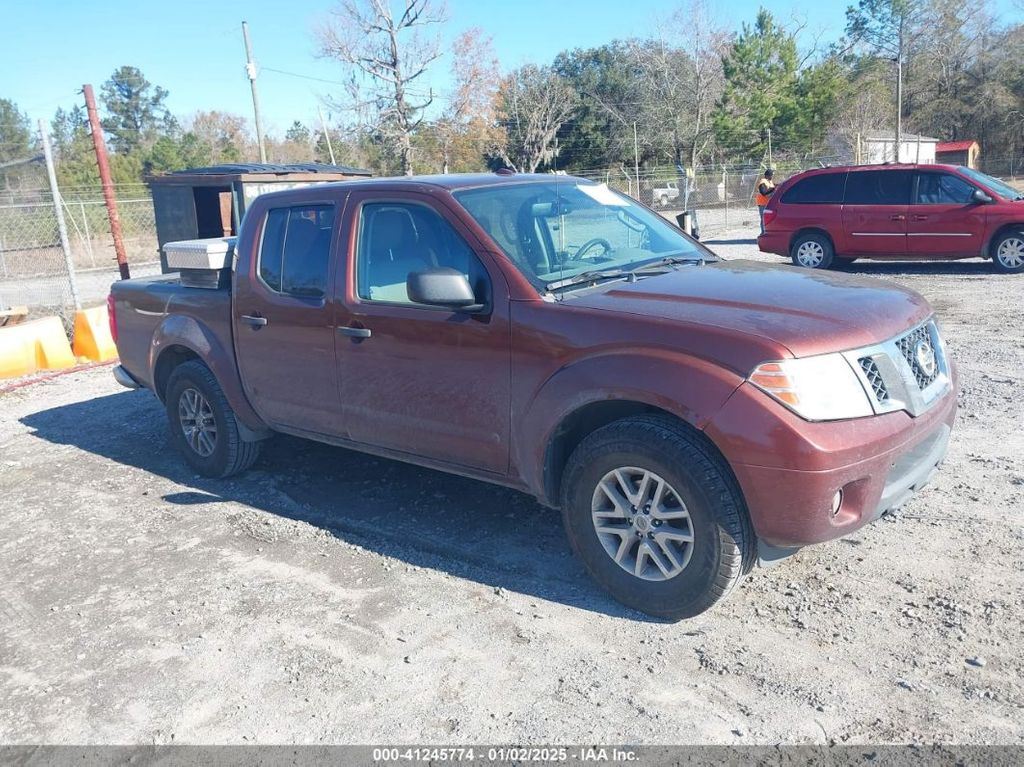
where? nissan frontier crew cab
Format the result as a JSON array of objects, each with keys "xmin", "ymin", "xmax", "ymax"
[{"xmin": 109, "ymin": 173, "xmax": 958, "ymax": 620}]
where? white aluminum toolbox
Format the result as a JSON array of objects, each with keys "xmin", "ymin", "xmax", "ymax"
[{"xmin": 164, "ymin": 237, "xmax": 236, "ymax": 271}]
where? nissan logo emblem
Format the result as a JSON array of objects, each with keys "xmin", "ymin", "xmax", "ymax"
[{"xmin": 914, "ymin": 338, "xmax": 937, "ymax": 378}]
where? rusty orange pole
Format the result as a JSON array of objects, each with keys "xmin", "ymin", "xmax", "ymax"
[{"xmin": 83, "ymin": 83, "xmax": 130, "ymax": 280}]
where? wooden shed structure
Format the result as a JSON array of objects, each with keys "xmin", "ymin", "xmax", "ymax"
[
  {"xmin": 146, "ymin": 163, "xmax": 371, "ymax": 272},
  {"xmin": 935, "ymin": 140, "xmax": 981, "ymax": 169}
]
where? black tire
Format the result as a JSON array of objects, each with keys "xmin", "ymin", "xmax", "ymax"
[
  {"xmin": 165, "ymin": 360, "xmax": 260, "ymax": 478},
  {"xmin": 560, "ymin": 415, "xmax": 754, "ymax": 621},
  {"xmin": 990, "ymin": 230, "xmax": 1024, "ymax": 274},
  {"xmin": 790, "ymin": 231, "xmax": 835, "ymax": 269}
]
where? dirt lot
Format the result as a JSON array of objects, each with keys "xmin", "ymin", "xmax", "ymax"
[{"xmin": 1, "ymin": 234, "xmax": 1022, "ymax": 745}]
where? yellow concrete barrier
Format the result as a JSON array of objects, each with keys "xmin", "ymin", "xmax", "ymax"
[
  {"xmin": 72, "ymin": 305, "xmax": 118, "ymax": 363},
  {"xmin": 0, "ymin": 316, "xmax": 76, "ymax": 379}
]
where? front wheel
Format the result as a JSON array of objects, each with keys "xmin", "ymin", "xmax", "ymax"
[
  {"xmin": 560, "ymin": 415, "xmax": 753, "ymax": 620},
  {"xmin": 165, "ymin": 360, "xmax": 260, "ymax": 478},
  {"xmin": 991, "ymin": 231, "xmax": 1024, "ymax": 274},
  {"xmin": 790, "ymin": 232, "xmax": 835, "ymax": 269}
]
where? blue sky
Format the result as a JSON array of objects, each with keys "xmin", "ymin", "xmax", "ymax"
[{"xmin": 2, "ymin": 0, "xmax": 1020, "ymax": 137}]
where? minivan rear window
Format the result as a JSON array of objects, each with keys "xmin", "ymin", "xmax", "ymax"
[
  {"xmin": 781, "ymin": 172, "xmax": 847, "ymax": 204},
  {"xmin": 844, "ymin": 170, "xmax": 913, "ymax": 205}
]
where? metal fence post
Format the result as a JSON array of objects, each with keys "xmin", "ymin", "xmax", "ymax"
[{"xmin": 39, "ymin": 120, "xmax": 81, "ymax": 312}]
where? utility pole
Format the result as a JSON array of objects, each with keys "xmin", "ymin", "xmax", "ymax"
[
  {"xmin": 894, "ymin": 54, "xmax": 903, "ymax": 163},
  {"xmin": 242, "ymin": 21, "xmax": 268, "ymax": 163},
  {"xmin": 39, "ymin": 120, "xmax": 80, "ymax": 310},
  {"xmin": 766, "ymin": 127, "xmax": 772, "ymax": 168},
  {"xmin": 83, "ymin": 84, "xmax": 130, "ymax": 280},
  {"xmin": 632, "ymin": 122, "xmax": 640, "ymax": 193},
  {"xmin": 317, "ymin": 106, "xmax": 336, "ymax": 165}
]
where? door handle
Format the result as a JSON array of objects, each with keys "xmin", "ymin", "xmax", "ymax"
[
  {"xmin": 338, "ymin": 326, "xmax": 371, "ymax": 339},
  {"xmin": 890, "ymin": 214, "xmax": 906, "ymax": 221},
  {"xmin": 241, "ymin": 314, "xmax": 267, "ymax": 329},
  {"xmin": 912, "ymin": 214, "xmax": 929, "ymax": 221}
]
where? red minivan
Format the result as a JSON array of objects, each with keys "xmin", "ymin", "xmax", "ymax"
[{"xmin": 757, "ymin": 163, "xmax": 1024, "ymax": 273}]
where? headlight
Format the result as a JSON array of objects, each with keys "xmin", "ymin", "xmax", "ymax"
[{"xmin": 749, "ymin": 354, "xmax": 873, "ymax": 421}]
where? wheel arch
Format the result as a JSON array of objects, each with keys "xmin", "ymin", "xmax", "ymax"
[
  {"xmin": 789, "ymin": 227, "xmax": 836, "ymax": 255},
  {"xmin": 153, "ymin": 345, "xmax": 200, "ymax": 401},
  {"xmin": 149, "ymin": 314, "xmax": 269, "ymax": 436},
  {"xmin": 985, "ymin": 223, "xmax": 1024, "ymax": 258},
  {"xmin": 542, "ymin": 400, "xmax": 740, "ymax": 512}
]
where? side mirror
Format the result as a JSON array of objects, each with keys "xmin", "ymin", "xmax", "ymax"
[
  {"xmin": 972, "ymin": 188, "xmax": 994, "ymax": 204},
  {"xmin": 406, "ymin": 268, "xmax": 485, "ymax": 312}
]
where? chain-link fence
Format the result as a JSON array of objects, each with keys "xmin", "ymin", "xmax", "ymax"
[
  {"xmin": 579, "ymin": 164, "xmax": 814, "ymax": 239},
  {"xmin": 0, "ymin": 189, "xmax": 160, "ymax": 329}
]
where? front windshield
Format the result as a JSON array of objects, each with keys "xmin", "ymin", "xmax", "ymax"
[
  {"xmin": 453, "ymin": 180, "xmax": 708, "ymax": 290},
  {"xmin": 959, "ymin": 167, "xmax": 1023, "ymax": 200}
]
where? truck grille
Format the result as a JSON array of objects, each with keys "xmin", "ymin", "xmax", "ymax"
[
  {"xmin": 858, "ymin": 357, "xmax": 890, "ymax": 403},
  {"xmin": 845, "ymin": 319, "xmax": 949, "ymax": 418},
  {"xmin": 896, "ymin": 324, "xmax": 940, "ymax": 390}
]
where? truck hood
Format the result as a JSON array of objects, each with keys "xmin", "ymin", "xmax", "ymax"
[{"xmin": 569, "ymin": 259, "xmax": 932, "ymax": 358}]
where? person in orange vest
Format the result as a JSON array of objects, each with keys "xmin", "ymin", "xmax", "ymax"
[{"xmin": 754, "ymin": 168, "xmax": 776, "ymax": 234}]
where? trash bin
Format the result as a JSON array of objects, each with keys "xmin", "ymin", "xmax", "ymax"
[{"xmin": 676, "ymin": 210, "xmax": 699, "ymax": 240}]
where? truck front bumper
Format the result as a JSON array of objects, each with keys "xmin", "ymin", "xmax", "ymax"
[{"xmin": 704, "ymin": 375, "xmax": 958, "ymax": 551}]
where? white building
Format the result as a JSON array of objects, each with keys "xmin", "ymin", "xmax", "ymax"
[{"xmin": 861, "ymin": 132, "xmax": 939, "ymax": 164}]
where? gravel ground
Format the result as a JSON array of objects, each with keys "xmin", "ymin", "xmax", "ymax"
[{"xmin": 1, "ymin": 232, "xmax": 1022, "ymax": 745}]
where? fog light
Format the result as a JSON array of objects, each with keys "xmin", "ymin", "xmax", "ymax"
[{"xmin": 831, "ymin": 490, "xmax": 843, "ymax": 517}]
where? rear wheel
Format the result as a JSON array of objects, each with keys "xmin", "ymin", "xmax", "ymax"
[
  {"xmin": 560, "ymin": 415, "xmax": 753, "ymax": 620},
  {"xmin": 992, "ymin": 231, "xmax": 1024, "ymax": 274},
  {"xmin": 165, "ymin": 360, "xmax": 260, "ymax": 478},
  {"xmin": 791, "ymin": 232, "xmax": 834, "ymax": 269}
]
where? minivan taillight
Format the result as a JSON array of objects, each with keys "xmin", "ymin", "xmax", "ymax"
[
  {"xmin": 107, "ymin": 293, "xmax": 118, "ymax": 344},
  {"xmin": 763, "ymin": 208, "xmax": 777, "ymax": 226}
]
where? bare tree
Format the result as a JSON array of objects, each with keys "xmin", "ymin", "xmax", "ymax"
[
  {"xmin": 829, "ymin": 61, "xmax": 896, "ymax": 160},
  {"xmin": 846, "ymin": 0, "xmax": 928, "ymax": 161},
  {"xmin": 634, "ymin": 0, "xmax": 727, "ymax": 170},
  {"xmin": 434, "ymin": 28, "xmax": 502, "ymax": 173},
  {"xmin": 493, "ymin": 65, "xmax": 577, "ymax": 173},
  {"xmin": 318, "ymin": 0, "xmax": 446, "ymax": 175}
]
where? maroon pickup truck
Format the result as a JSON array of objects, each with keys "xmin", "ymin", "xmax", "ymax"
[{"xmin": 109, "ymin": 173, "xmax": 958, "ymax": 619}]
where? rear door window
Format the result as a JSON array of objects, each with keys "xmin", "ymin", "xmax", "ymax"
[
  {"xmin": 258, "ymin": 204, "xmax": 335, "ymax": 298},
  {"xmin": 780, "ymin": 172, "xmax": 847, "ymax": 204},
  {"xmin": 914, "ymin": 173, "xmax": 976, "ymax": 204},
  {"xmin": 843, "ymin": 170, "xmax": 912, "ymax": 205}
]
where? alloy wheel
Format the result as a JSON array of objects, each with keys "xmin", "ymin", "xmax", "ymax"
[
  {"xmin": 796, "ymin": 240, "xmax": 825, "ymax": 268},
  {"xmin": 590, "ymin": 467, "xmax": 695, "ymax": 581},
  {"xmin": 178, "ymin": 387, "xmax": 217, "ymax": 457},
  {"xmin": 996, "ymin": 237, "xmax": 1024, "ymax": 270}
]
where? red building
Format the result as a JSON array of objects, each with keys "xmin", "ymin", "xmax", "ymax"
[{"xmin": 935, "ymin": 140, "xmax": 981, "ymax": 169}]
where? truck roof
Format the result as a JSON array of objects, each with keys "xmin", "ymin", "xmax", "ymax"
[{"xmin": 251, "ymin": 172, "xmax": 588, "ymax": 204}]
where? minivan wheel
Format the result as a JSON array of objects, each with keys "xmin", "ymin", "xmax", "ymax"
[
  {"xmin": 560, "ymin": 415, "xmax": 753, "ymax": 621},
  {"xmin": 165, "ymin": 360, "xmax": 261, "ymax": 478},
  {"xmin": 791, "ymin": 232, "xmax": 834, "ymax": 269},
  {"xmin": 992, "ymin": 231, "xmax": 1024, "ymax": 273}
]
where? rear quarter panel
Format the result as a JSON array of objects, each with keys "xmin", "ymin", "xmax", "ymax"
[{"xmin": 111, "ymin": 276, "xmax": 266, "ymax": 432}]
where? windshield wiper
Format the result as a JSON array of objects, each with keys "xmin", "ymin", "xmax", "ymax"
[
  {"xmin": 546, "ymin": 256, "xmax": 707, "ymax": 293},
  {"xmin": 546, "ymin": 268, "xmax": 633, "ymax": 292},
  {"xmin": 631, "ymin": 255, "xmax": 706, "ymax": 272}
]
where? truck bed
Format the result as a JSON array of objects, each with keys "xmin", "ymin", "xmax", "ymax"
[{"xmin": 110, "ymin": 273, "xmax": 234, "ymax": 393}]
